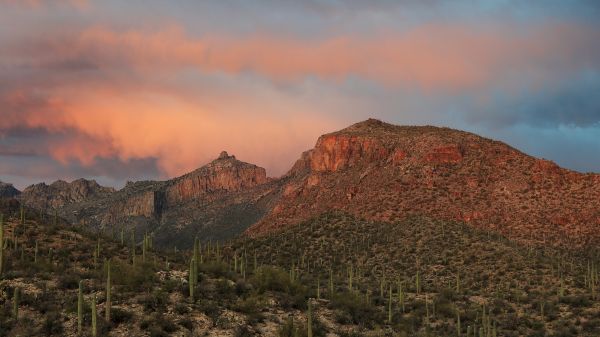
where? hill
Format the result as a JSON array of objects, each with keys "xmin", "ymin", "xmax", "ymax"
[
  {"xmin": 19, "ymin": 152, "xmax": 281, "ymax": 248},
  {"xmin": 247, "ymin": 119, "xmax": 600, "ymax": 248},
  {"xmin": 237, "ymin": 211, "xmax": 600, "ymax": 336}
]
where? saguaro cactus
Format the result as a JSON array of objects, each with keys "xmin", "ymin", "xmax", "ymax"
[
  {"xmin": 316, "ymin": 278, "xmax": 321, "ymax": 300},
  {"xmin": 457, "ymin": 311, "xmax": 461, "ymax": 337},
  {"xmin": 189, "ymin": 258, "xmax": 196, "ymax": 301},
  {"xmin": 329, "ymin": 268, "xmax": 334, "ymax": 297},
  {"xmin": 388, "ymin": 285, "xmax": 393, "ymax": 323},
  {"xmin": 105, "ymin": 259, "xmax": 112, "ymax": 321},
  {"xmin": 20, "ymin": 204, "xmax": 24, "ymax": 225},
  {"xmin": 131, "ymin": 231, "xmax": 136, "ymax": 265},
  {"xmin": 91, "ymin": 294, "xmax": 97, "ymax": 337},
  {"xmin": 0, "ymin": 214, "xmax": 4, "ymax": 276},
  {"xmin": 307, "ymin": 300, "xmax": 313, "ymax": 337},
  {"xmin": 78, "ymin": 281, "xmax": 83, "ymax": 334},
  {"xmin": 13, "ymin": 287, "xmax": 20, "ymax": 319}
]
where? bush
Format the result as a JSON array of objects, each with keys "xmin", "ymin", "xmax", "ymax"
[
  {"xmin": 329, "ymin": 291, "xmax": 381, "ymax": 328},
  {"xmin": 111, "ymin": 308, "xmax": 133, "ymax": 325},
  {"xmin": 41, "ymin": 312, "xmax": 64, "ymax": 335}
]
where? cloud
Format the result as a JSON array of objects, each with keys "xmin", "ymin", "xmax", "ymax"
[
  {"xmin": 0, "ymin": 0, "xmax": 88, "ymax": 9},
  {"xmin": 5, "ymin": 23, "xmax": 599, "ymax": 91},
  {"xmin": 1, "ymin": 4, "xmax": 599, "ymax": 188}
]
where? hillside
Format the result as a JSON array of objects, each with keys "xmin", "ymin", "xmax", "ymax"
[
  {"xmin": 2, "ymin": 204, "xmax": 599, "ymax": 336},
  {"xmin": 0, "ymin": 204, "xmax": 321, "ymax": 336},
  {"xmin": 19, "ymin": 152, "xmax": 281, "ymax": 248},
  {"xmin": 238, "ymin": 212, "xmax": 600, "ymax": 336},
  {"xmin": 0, "ymin": 182, "xmax": 20, "ymax": 199},
  {"xmin": 247, "ymin": 119, "xmax": 600, "ymax": 248},
  {"xmin": 13, "ymin": 119, "xmax": 600, "ymax": 251}
]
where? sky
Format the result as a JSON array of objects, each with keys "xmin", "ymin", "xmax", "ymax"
[{"xmin": 0, "ymin": 0, "xmax": 599, "ymax": 189}]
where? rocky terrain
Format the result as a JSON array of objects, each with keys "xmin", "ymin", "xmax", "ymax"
[
  {"xmin": 10, "ymin": 119, "xmax": 600, "ymax": 250},
  {"xmin": 1, "ymin": 119, "xmax": 600, "ymax": 336},
  {"xmin": 0, "ymin": 200, "xmax": 598, "ymax": 336},
  {"xmin": 0, "ymin": 182, "xmax": 19, "ymax": 199},
  {"xmin": 20, "ymin": 179, "xmax": 115, "ymax": 210},
  {"xmin": 247, "ymin": 119, "xmax": 600, "ymax": 248},
  {"xmin": 19, "ymin": 151, "xmax": 280, "ymax": 248}
]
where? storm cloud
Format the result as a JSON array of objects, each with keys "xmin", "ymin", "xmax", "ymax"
[{"xmin": 0, "ymin": 1, "xmax": 599, "ymax": 189}]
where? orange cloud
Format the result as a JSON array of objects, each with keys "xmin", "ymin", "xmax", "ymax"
[
  {"xmin": 2, "ymin": 21, "xmax": 599, "ymax": 181},
  {"xmin": 0, "ymin": 0, "xmax": 88, "ymax": 8},
  {"xmin": 29, "ymin": 22, "xmax": 595, "ymax": 91},
  {"xmin": 0, "ymin": 84, "xmax": 344, "ymax": 179}
]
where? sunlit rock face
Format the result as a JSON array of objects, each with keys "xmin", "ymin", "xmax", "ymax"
[{"xmin": 247, "ymin": 119, "xmax": 600, "ymax": 249}]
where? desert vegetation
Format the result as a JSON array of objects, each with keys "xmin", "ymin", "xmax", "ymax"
[{"xmin": 0, "ymin": 204, "xmax": 599, "ymax": 336}]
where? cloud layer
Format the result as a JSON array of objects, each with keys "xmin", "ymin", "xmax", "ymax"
[{"xmin": 1, "ymin": 1, "xmax": 599, "ymax": 189}]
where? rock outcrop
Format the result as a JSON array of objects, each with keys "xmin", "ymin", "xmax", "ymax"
[
  {"xmin": 20, "ymin": 179, "xmax": 115, "ymax": 210},
  {"xmin": 0, "ymin": 181, "xmax": 20, "ymax": 198},
  {"xmin": 13, "ymin": 119, "xmax": 600, "ymax": 249},
  {"xmin": 247, "ymin": 119, "xmax": 600, "ymax": 248},
  {"xmin": 20, "ymin": 152, "xmax": 278, "ymax": 248},
  {"xmin": 165, "ymin": 151, "xmax": 268, "ymax": 205}
]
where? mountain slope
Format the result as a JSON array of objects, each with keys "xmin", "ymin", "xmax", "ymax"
[
  {"xmin": 237, "ymin": 211, "xmax": 600, "ymax": 336},
  {"xmin": 0, "ymin": 182, "xmax": 20, "ymax": 199},
  {"xmin": 20, "ymin": 179, "xmax": 115, "ymax": 210},
  {"xmin": 20, "ymin": 151, "xmax": 280, "ymax": 248},
  {"xmin": 247, "ymin": 119, "xmax": 600, "ymax": 247}
]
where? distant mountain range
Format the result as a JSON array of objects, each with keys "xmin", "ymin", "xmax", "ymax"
[{"xmin": 5, "ymin": 119, "xmax": 600, "ymax": 248}]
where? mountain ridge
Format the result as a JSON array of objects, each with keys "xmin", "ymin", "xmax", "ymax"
[
  {"xmin": 7, "ymin": 119, "xmax": 600, "ymax": 248},
  {"xmin": 247, "ymin": 119, "xmax": 600, "ymax": 248}
]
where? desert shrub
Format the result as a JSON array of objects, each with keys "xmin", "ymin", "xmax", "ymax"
[
  {"xmin": 233, "ymin": 295, "xmax": 266, "ymax": 323},
  {"xmin": 329, "ymin": 291, "xmax": 381, "ymax": 328},
  {"xmin": 138, "ymin": 290, "xmax": 169, "ymax": 313},
  {"xmin": 111, "ymin": 308, "xmax": 133, "ymax": 325},
  {"xmin": 112, "ymin": 260, "xmax": 157, "ymax": 291},
  {"xmin": 178, "ymin": 318, "xmax": 194, "ymax": 330},
  {"xmin": 174, "ymin": 303, "xmax": 189, "ymax": 315},
  {"xmin": 57, "ymin": 273, "xmax": 80, "ymax": 289},
  {"xmin": 41, "ymin": 311, "xmax": 64, "ymax": 335}
]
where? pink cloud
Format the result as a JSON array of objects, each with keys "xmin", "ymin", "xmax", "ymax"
[{"xmin": 2, "ymin": 20, "xmax": 599, "ymax": 180}]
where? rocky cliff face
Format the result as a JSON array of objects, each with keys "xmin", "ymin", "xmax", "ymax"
[
  {"xmin": 14, "ymin": 119, "xmax": 600, "ymax": 249},
  {"xmin": 0, "ymin": 181, "xmax": 20, "ymax": 198},
  {"xmin": 248, "ymin": 119, "xmax": 600, "ymax": 248},
  {"xmin": 165, "ymin": 151, "xmax": 268, "ymax": 206},
  {"xmin": 20, "ymin": 152, "xmax": 278, "ymax": 248},
  {"xmin": 20, "ymin": 179, "xmax": 115, "ymax": 210}
]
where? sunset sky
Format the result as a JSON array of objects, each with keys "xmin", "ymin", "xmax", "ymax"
[{"xmin": 1, "ymin": 1, "xmax": 599, "ymax": 189}]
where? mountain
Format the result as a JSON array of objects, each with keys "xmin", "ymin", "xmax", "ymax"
[
  {"xmin": 20, "ymin": 179, "xmax": 115, "ymax": 210},
  {"xmin": 20, "ymin": 151, "xmax": 281, "ymax": 248},
  {"xmin": 15, "ymin": 119, "xmax": 600, "ymax": 249},
  {"xmin": 247, "ymin": 119, "xmax": 600, "ymax": 247},
  {"xmin": 0, "ymin": 181, "xmax": 20, "ymax": 198}
]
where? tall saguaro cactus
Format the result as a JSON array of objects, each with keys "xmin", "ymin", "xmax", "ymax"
[
  {"xmin": 13, "ymin": 287, "xmax": 20, "ymax": 319},
  {"xmin": 0, "ymin": 214, "xmax": 4, "ymax": 276},
  {"xmin": 189, "ymin": 258, "xmax": 196, "ymax": 301},
  {"xmin": 105, "ymin": 259, "xmax": 112, "ymax": 322},
  {"xmin": 78, "ymin": 281, "xmax": 84, "ymax": 334},
  {"xmin": 307, "ymin": 300, "xmax": 313, "ymax": 337},
  {"xmin": 388, "ymin": 285, "xmax": 393, "ymax": 323},
  {"xmin": 91, "ymin": 294, "xmax": 97, "ymax": 337}
]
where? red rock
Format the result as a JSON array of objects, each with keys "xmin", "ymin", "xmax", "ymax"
[
  {"xmin": 247, "ymin": 119, "xmax": 600, "ymax": 248},
  {"xmin": 425, "ymin": 145, "xmax": 463, "ymax": 164}
]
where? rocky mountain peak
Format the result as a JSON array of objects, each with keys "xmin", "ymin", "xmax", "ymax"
[
  {"xmin": 166, "ymin": 152, "xmax": 268, "ymax": 205},
  {"xmin": 218, "ymin": 150, "xmax": 235, "ymax": 160},
  {"xmin": 248, "ymin": 120, "xmax": 600, "ymax": 248},
  {"xmin": 21, "ymin": 178, "xmax": 115, "ymax": 210},
  {"xmin": 0, "ymin": 181, "xmax": 20, "ymax": 198}
]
